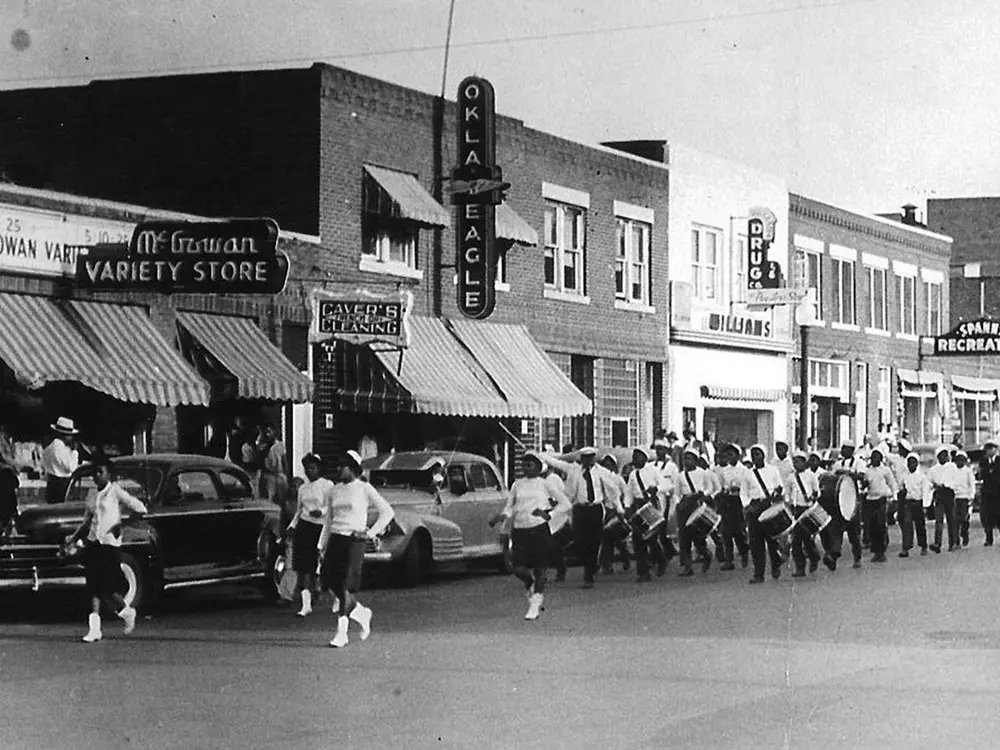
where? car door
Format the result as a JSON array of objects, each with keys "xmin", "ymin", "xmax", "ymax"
[
  {"xmin": 435, "ymin": 462, "xmax": 481, "ymax": 553},
  {"xmin": 151, "ymin": 469, "xmax": 223, "ymax": 581},
  {"xmin": 465, "ymin": 460, "xmax": 508, "ymax": 556},
  {"xmin": 216, "ymin": 469, "xmax": 262, "ymax": 566}
]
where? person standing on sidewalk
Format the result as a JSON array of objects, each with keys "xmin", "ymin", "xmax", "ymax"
[
  {"xmin": 953, "ymin": 451, "xmax": 976, "ymax": 548},
  {"xmin": 927, "ymin": 446, "xmax": 959, "ymax": 553},
  {"xmin": 284, "ymin": 453, "xmax": 333, "ymax": 617},
  {"xmin": 980, "ymin": 441, "xmax": 1000, "ymax": 546},
  {"xmin": 897, "ymin": 452, "xmax": 929, "ymax": 557},
  {"xmin": 62, "ymin": 456, "xmax": 147, "ymax": 643},
  {"xmin": 42, "ymin": 417, "xmax": 80, "ymax": 505},
  {"xmin": 784, "ymin": 450, "xmax": 821, "ymax": 578},
  {"xmin": 861, "ymin": 448, "xmax": 897, "ymax": 563},
  {"xmin": 317, "ymin": 450, "xmax": 394, "ymax": 648}
]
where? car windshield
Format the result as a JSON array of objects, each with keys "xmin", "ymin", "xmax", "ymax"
[
  {"xmin": 369, "ymin": 469, "xmax": 437, "ymax": 493},
  {"xmin": 66, "ymin": 465, "xmax": 163, "ymax": 506}
]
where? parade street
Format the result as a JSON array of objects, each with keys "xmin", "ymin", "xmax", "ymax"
[{"xmin": 3, "ymin": 532, "xmax": 1000, "ymax": 750}]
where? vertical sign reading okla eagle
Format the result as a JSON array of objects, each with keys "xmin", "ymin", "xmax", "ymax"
[{"xmin": 455, "ymin": 76, "xmax": 499, "ymax": 320}]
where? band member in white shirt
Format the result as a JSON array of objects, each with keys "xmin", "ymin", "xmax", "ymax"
[
  {"xmin": 628, "ymin": 447, "xmax": 670, "ymax": 582},
  {"xmin": 545, "ymin": 447, "xmax": 621, "ymax": 588},
  {"xmin": 676, "ymin": 449, "xmax": 715, "ymax": 576},
  {"xmin": 43, "ymin": 417, "xmax": 80, "ymax": 505},
  {"xmin": 862, "ymin": 448, "xmax": 897, "ymax": 563},
  {"xmin": 599, "ymin": 454, "xmax": 631, "ymax": 575},
  {"xmin": 953, "ymin": 451, "xmax": 976, "ymax": 548},
  {"xmin": 715, "ymin": 444, "xmax": 750, "ymax": 570},
  {"xmin": 827, "ymin": 441, "xmax": 864, "ymax": 570},
  {"xmin": 927, "ymin": 446, "xmax": 959, "ymax": 553},
  {"xmin": 898, "ymin": 452, "xmax": 930, "ymax": 557},
  {"xmin": 740, "ymin": 444, "xmax": 785, "ymax": 583},
  {"xmin": 63, "ymin": 456, "xmax": 147, "ymax": 643},
  {"xmin": 771, "ymin": 441, "xmax": 795, "ymax": 484},
  {"xmin": 493, "ymin": 452, "xmax": 571, "ymax": 620},
  {"xmin": 542, "ymin": 461, "xmax": 572, "ymax": 582},
  {"xmin": 285, "ymin": 453, "xmax": 333, "ymax": 617},
  {"xmin": 651, "ymin": 439, "xmax": 679, "ymax": 561},
  {"xmin": 785, "ymin": 451, "xmax": 821, "ymax": 577}
]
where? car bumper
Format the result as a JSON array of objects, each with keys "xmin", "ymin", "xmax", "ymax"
[{"xmin": 0, "ymin": 570, "xmax": 86, "ymax": 591}]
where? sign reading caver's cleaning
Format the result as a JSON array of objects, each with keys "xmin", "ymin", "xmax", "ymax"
[
  {"xmin": 75, "ymin": 218, "xmax": 289, "ymax": 294},
  {"xmin": 310, "ymin": 288, "xmax": 413, "ymax": 348}
]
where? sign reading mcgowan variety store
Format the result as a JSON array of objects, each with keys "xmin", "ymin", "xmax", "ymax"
[
  {"xmin": 75, "ymin": 218, "xmax": 289, "ymax": 294},
  {"xmin": 933, "ymin": 318, "xmax": 1000, "ymax": 354}
]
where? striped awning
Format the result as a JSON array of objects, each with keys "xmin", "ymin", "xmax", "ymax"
[
  {"xmin": 447, "ymin": 319, "xmax": 593, "ymax": 419},
  {"xmin": 363, "ymin": 165, "xmax": 451, "ymax": 228},
  {"xmin": 700, "ymin": 385, "xmax": 785, "ymax": 402},
  {"xmin": 0, "ymin": 294, "xmax": 210, "ymax": 406},
  {"xmin": 951, "ymin": 374, "xmax": 1000, "ymax": 393},
  {"xmin": 496, "ymin": 203, "xmax": 538, "ymax": 246},
  {"xmin": 371, "ymin": 316, "xmax": 509, "ymax": 417},
  {"xmin": 897, "ymin": 369, "xmax": 943, "ymax": 388},
  {"xmin": 177, "ymin": 312, "xmax": 313, "ymax": 403}
]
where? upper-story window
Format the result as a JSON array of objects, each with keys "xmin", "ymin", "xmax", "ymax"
[
  {"xmin": 795, "ymin": 249, "xmax": 823, "ymax": 319},
  {"xmin": 543, "ymin": 202, "xmax": 587, "ymax": 295},
  {"xmin": 922, "ymin": 272, "xmax": 943, "ymax": 335},
  {"xmin": 362, "ymin": 218, "xmax": 417, "ymax": 269},
  {"xmin": 899, "ymin": 274, "xmax": 916, "ymax": 335},
  {"xmin": 691, "ymin": 225, "xmax": 721, "ymax": 302},
  {"xmin": 615, "ymin": 217, "xmax": 651, "ymax": 305},
  {"xmin": 863, "ymin": 255, "xmax": 889, "ymax": 332},
  {"xmin": 833, "ymin": 257, "xmax": 856, "ymax": 325}
]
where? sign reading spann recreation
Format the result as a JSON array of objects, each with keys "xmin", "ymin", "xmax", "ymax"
[
  {"xmin": 933, "ymin": 318, "xmax": 1000, "ymax": 355},
  {"xmin": 75, "ymin": 218, "xmax": 289, "ymax": 294}
]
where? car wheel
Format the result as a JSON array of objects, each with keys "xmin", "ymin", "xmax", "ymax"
[
  {"xmin": 257, "ymin": 533, "xmax": 281, "ymax": 600},
  {"xmin": 119, "ymin": 552, "xmax": 144, "ymax": 612},
  {"xmin": 398, "ymin": 533, "xmax": 430, "ymax": 588}
]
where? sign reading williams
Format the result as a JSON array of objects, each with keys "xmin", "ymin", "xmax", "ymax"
[
  {"xmin": 75, "ymin": 218, "xmax": 288, "ymax": 294},
  {"xmin": 310, "ymin": 288, "xmax": 412, "ymax": 348},
  {"xmin": 933, "ymin": 318, "xmax": 1000, "ymax": 355}
]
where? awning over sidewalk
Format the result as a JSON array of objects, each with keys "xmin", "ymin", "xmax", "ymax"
[
  {"xmin": 177, "ymin": 312, "xmax": 313, "ymax": 403},
  {"xmin": 897, "ymin": 369, "xmax": 944, "ymax": 388},
  {"xmin": 369, "ymin": 316, "xmax": 510, "ymax": 417},
  {"xmin": 700, "ymin": 385, "xmax": 785, "ymax": 402},
  {"xmin": 447, "ymin": 319, "xmax": 593, "ymax": 419},
  {"xmin": 951, "ymin": 374, "xmax": 1000, "ymax": 393},
  {"xmin": 496, "ymin": 203, "xmax": 538, "ymax": 246},
  {"xmin": 363, "ymin": 165, "xmax": 451, "ymax": 228},
  {"xmin": 0, "ymin": 294, "xmax": 210, "ymax": 406}
]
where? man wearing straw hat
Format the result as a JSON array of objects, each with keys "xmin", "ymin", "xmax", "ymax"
[{"xmin": 42, "ymin": 417, "xmax": 80, "ymax": 505}]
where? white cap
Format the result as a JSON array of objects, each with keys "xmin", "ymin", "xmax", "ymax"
[
  {"xmin": 955, "ymin": 450, "xmax": 968, "ymax": 459},
  {"xmin": 749, "ymin": 443, "xmax": 768, "ymax": 458},
  {"xmin": 936, "ymin": 445, "xmax": 951, "ymax": 456},
  {"xmin": 898, "ymin": 438, "xmax": 913, "ymax": 452},
  {"xmin": 579, "ymin": 446, "xmax": 598, "ymax": 457},
  {"xmin": 792, "ymin": 450, "xmax": 808, "ymax": 460},
  {"xmin": 906, "ymin": 452, "xmax": 920, "ymax": 461}
]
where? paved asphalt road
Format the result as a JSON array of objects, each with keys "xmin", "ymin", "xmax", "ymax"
[{"xmin": 3, "ymin": 525, "xmax": 1000, "ymax": 750}]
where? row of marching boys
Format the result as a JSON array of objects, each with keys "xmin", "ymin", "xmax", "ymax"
[{"xmin": 492, "ymin": 436, "xmax": 985, "ymax": 620}]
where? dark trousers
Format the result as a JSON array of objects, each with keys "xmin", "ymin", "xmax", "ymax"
[
  {"xmin": 572, "ymin": 504, "xmax": 604, "ymax": 583},
  {"xmin": 790, "ymin": 506, "xmax": 820, "ymax": 572},
  {"xmin": 717, "ymin": 494, "xmax": 748, "ymax": 564},
  {"xmin": 676, "ymin": 496, "xmax": 711, "ymax": 569},
  {"xmin": 820, "ymin": 502, "xmax": 862, "ymax": 562},
  {"xmin": 599, "ymin": 517, "xmax": 630, "ymax": 570},
  {"xmin": 548, "ymin": 523, "xmax": 572, "ymax": 576},
  {"xmin": 746, "ymin": 504, "xmax": 783, "ymax": 579},
  {"xmin": 46, "ymin": 475, "xmax": 70, "ymax": 505},
  {"xmin": 861, "ymin": 498, "xmax": 888, "ymax": 558},
  {"xmin": 955, "ymin": 498, "xmax": 971, "ymax": 545},
  {"xmin": 933, "ymin": 488, "xmax": 957, "ymax": 549},
  {"xmin": 899, "ymin": 499, "xmax": 927, "ymax": 550},
  {"xmin": 983, "ymin": 505, "xmax": 1000, "ymax": 544}
]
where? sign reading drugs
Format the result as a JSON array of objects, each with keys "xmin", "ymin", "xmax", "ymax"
[
  {"xmin": 75, "ymin": 218, "xmax": 289, "ymax": 294},
  {"xmin": 932, "ymin": 318, "xmax": 1000, "ymax": 355},
  {"xmin": 747, "ymin": 206, "xmax": 780, "ymax": 290},
  {"xmin": 455, "ymin": 76, "xmax": 498, "ymax": 320},
  {"xmin": 310, "ymin": 288, "xmax": 413, "ymax": 348}
]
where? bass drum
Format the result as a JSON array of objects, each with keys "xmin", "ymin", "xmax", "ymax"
[{"xmin": 836, "ymin": 475, "xmax": 859, "ymax": 521}]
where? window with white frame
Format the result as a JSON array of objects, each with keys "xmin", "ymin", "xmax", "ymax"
[
  {"xmin": 795, "ymin": 248, "xmax": 823, "ymax": 318},
  {"xmin": 732, "ymin": 235, "xmax": 748, "ymax": 303},
  {"xmin": 610, "ymin": 418, "xmax": 630, "ymax": 448},
  {"xmin": 362, "ymin": 216, "xmax": 418, "ymax": 269},
  {"xmin": 495, "ymin": 246, "xmax": 508, "ymax": 286},
  {"xmin": 877, "ymin": 365, "xmax": 892, "ymax": 428},
  {"xmin": 866, "ymin": 265, "xmax": 888, "ymax": 330},
  {"xmin": 691, "ymin": 225, "xmax": 721, "ymax": 302},
  {"xmin": 544, "ymin": 202, "xmax": 586, "ymax": 294},
  {"xmin": 898, "ymin": 274, "xmax": 916, "ymax": 335},
  {"xmin": 924, "ymin": 280, "xmax": 942, "ymax": 335},
  {"xmin": 615, "ymin": 217, "xmax": 651, "ymax": 304},
  {"xmin": 833, "ymin": 258, "xmax": 855, "ymax": 325}
]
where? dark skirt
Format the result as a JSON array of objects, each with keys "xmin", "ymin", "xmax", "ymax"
[
  {"xmin": 291, "ymin": 521, "xmax": 322, "ymax": 574},
  {"xmin": 511, "ymin": 524, "xmax": 551, "ymax": 570},
  {"xmin": 83, "ymin": 542, "xmax": 126, "ymax": 601},
  {"xmin": 320, "ymin": 533, "xmax": 366, "ymax": 593}
]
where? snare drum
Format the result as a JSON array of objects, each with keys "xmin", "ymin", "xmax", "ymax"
[
  {"xmin": 603, "ymin": 515, "xmax": 631, "ymax": 543},
  {"xmin": 631, "ymin": 502, "xmax": 666, "ymax": 540},
  {"xmin": 836, "ymin": 475, "xmax": 859, "ymax": 521},
  {"xmin": 795, "ymin": 502, "xmax": 832, "ymax": 535},
  {"xmin": 758, "ymin": 503, "xmax": 794, "ymax": 539},
  {"xmin": 685, "ymin": 503, "xmax": 722, "ymax": 538}
]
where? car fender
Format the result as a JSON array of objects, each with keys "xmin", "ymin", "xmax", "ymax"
[
  {"xmin": 382, "ymin": 507, "xmax": 462, "ymax": 562},
  {"xmin": 121, "ymin": 521, "xmax": 161, "ymax": 573}
]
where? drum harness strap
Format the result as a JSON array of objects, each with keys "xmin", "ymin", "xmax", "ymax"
[
  {"xmin": 794, "ymin": 472, "xmax": 810, "ymax": 508},
  {"xmin": 750, "ymin": 468, "xmax": 773, "ymax": 514},
  {"xmin": 634, "ymin": 469, "xmax": 651, "ymax": 509}
]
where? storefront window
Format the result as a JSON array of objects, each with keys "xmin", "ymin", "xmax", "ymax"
[
  {"xmin": 902, "ymin": 385, "xmax": 939, "ymax": 443},
  {"xmin": 956, "ymin": 394, "xmax": 996, "ymax": 448}
]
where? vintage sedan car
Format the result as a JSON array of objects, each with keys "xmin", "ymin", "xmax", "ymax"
[
  {"xmin": 359, "ymin": 451, "xmax": 509, "ymax": 586},
  {"xmin": 0, "ymin": 454, "xmax": 282, "ymax": 611}
]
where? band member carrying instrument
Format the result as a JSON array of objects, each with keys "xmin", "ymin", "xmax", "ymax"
[
  {"xmin": 927, "ymin": 446, "xmax": 959, "ymax": 553},
  {"xmin": 861, "ymin": 447, "xmax": 897, "ymax": 563},
  {"xmin": 599, "ymin": 454, "xmax": 631, "ymax": 575},
  {"xmin": 740, "ymin": 444, "xmax": 785, "ymax": 583},
  {"xmin": 785, "ymin": 450, "xmax": 821, "ymax": 578},
  {"xmin": 898, "ymin": 451, "xmax": 930, "ymax": 557},
  {"xmin": 676, "ymin": 448, "xmax": 715, "ymax": 577},
  {"xmin": 628, "ymin": 447, "xmax": 670, "ymax": 582},
  {"xmin": 828, "ymin": 441, "xmax": 865, "ymax": 570},
  {"xmin": 771, "ymin": 441, "xmax": 795, "ymax": 484},
  {"xmin": 953, "ymin": 451, "xmax": 975, "ymax": 548},
  {"xmin": 715, "ymin": 445, "xmax": 750, "ymax": 570},
  {"xmin": 697, "ymin": 454, "xmax": 726, "ymax": 565},
  {"xmin": 651, "ymin": 438, "xmax": 680, "ymax": 561}
]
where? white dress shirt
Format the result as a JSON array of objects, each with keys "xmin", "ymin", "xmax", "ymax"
[
  {"xmin": 927, "ymin": 461, "xmax": 960, "ymax": 491},
  {"xmin": 677, "ymin": 467, "xmax": 714, "ymax": 499},
  {"xmin": 628, "ymin": 463, "xmax": 670, "ymax": 509},
  {"xmin": 544, "ymin": 473, "xmax": 572, "ymax": 532},
  {"xmin": 716, "ymin": 464, "xmax": 748, "ymax": 495},
  {"xmin": 771, "ymin": 456, "xmax": 795, "ymax": 484},
  {"xmin": 739, "ymin": 464, "xmax": 783, "ymax": 508},
  {"xmin": 86, "ymin": 482, "xmax": 148, "ymax": 547},
  {"xmin": 831, "ymin": 455, "xmax": 865, "ymax": 475},
  {"xmin": 502, "ymin": 476, "xmax": 571, "ymax": 530},
  {"xmin": 288, "ymin": 477, "xmax": 335, "ymax": 528},
  {"xmin": 318, "ymin": 479, "xmax": 394, "ymax": 546},
  {"xmin": 42, "ymin": 437, "xmax": 79, "ymax": 478},
  {"xmin": 785, "ymin": 470, "xmax": 820, "ymax": 507},
  {"xmin": 900, "ymin": 468, "xmax": 931, "ymax": 508},
  {"xmin": 651, "ymin": 458, "xmax": 678, "ymax": 498},
  {"xmin": 546, "ymin": 458, "xmax": 622, "ymax": 513},
  {"xmin": 954, "ymin": 465, "xmax": 976, "ymax": 500}
]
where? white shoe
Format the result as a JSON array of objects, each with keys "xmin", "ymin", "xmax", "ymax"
[
  {"xmin": 296, "ymin": 589, "xmax": 312, "ymax": 617},
  {"xmin": 330, "ymin": 596, "xmax": 341, "ymax": 614},
  {"xmin": 524, "ymin": 593, "xmax": 543, "ymax": 621},
  {"xmin": 329, "ymin": 616, "xmax": 349, "ymax": 648},
  {"xmin": 82, "ymin": 613, "xmax": 102, "ymax": 643},
  {"xmin": 119, "ymin": 606, "xmax": 137, "ymax": 635},
  {"xmin": 350, "ymin": 604, "xmax": 372, "ymax": 640}
]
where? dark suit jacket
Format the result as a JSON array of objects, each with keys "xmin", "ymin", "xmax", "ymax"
[{"xmin": 980, "ymin": 456, "xmax": 1000, "ymax": 506}]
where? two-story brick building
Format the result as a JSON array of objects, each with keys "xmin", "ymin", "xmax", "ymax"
[{"xmin": 0, "ymin": 64, "xmax": 672, "ymax": 480}]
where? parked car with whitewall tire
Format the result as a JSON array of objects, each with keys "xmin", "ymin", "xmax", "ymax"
[
  {"xmin": 0, "ymin": 454, "xmax": 283, "ymax": 612},
  {"xmin": 360, "ymin": 451, "xmax": 510, "ymax": 587}
]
